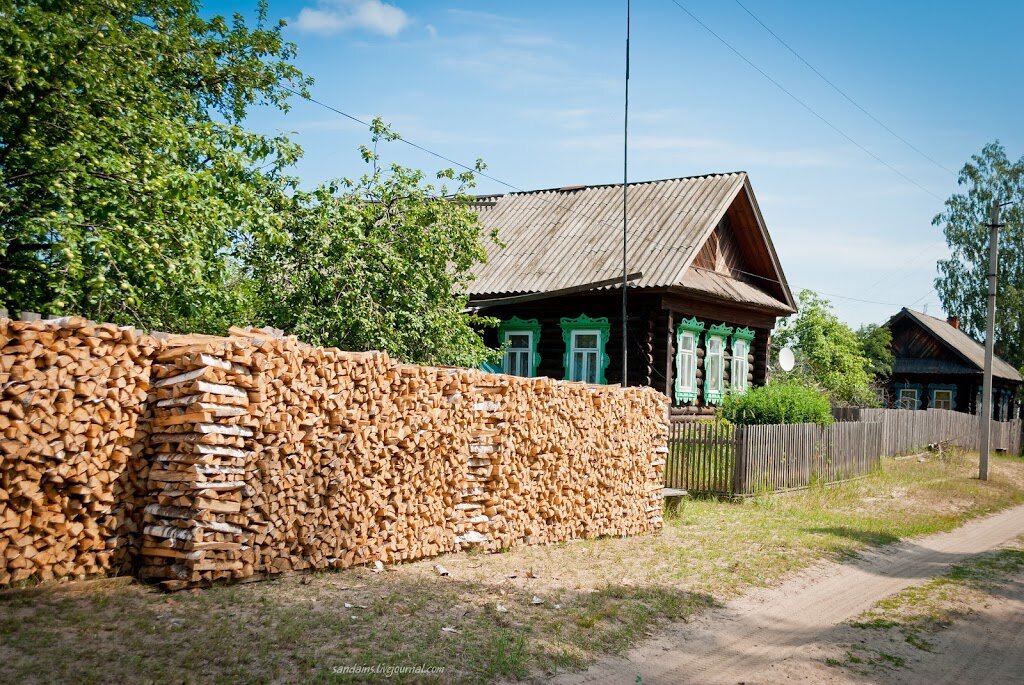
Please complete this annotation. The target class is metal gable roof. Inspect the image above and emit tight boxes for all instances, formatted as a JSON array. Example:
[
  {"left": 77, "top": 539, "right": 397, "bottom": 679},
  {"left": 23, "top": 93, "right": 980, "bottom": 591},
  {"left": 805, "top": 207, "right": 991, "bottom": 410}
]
[
  {"left": 893, "top": 308, "right": 1022, "bottom": 382},
  {"left": 467, "top": 172, "right": 752, "bottom": 298}
]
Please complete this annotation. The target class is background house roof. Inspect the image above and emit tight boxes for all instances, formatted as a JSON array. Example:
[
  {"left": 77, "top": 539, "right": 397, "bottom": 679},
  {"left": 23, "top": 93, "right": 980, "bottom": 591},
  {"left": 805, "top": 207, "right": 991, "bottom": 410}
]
[
  {"left": 466, "top": 172, "right": 794, "bottom": 312},
  {"left": 891, "top": 308, "right": 1022, "bottom": 382}
]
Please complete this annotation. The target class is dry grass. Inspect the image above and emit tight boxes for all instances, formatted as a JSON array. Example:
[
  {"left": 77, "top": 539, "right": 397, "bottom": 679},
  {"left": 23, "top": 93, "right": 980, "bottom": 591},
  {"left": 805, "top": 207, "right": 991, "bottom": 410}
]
[{"left": 2, "top": 451, "right": 1023, "bottom": 684}]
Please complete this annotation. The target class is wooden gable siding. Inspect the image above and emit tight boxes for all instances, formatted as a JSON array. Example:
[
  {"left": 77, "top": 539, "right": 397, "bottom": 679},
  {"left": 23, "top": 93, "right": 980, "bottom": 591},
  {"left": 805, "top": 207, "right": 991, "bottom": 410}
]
[
  {"left": 891, "top": 317, "right": 963, "bottom": 363},
  {"left": 692, "top": 215, "right": 749, "bottom": 282},
  {"left": 722, "top": 186, "right": 788, "bottom": 303}
]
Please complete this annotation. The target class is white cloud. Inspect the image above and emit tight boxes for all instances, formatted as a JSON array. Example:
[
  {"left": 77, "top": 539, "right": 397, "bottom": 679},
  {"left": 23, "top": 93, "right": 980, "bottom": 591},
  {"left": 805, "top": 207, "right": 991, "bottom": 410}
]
[
  {"left": 292, "top": 0, "right": 409, "bottom": 37},
  {"left": 425, "top": 23, "right": 437, "bottom": 40}
]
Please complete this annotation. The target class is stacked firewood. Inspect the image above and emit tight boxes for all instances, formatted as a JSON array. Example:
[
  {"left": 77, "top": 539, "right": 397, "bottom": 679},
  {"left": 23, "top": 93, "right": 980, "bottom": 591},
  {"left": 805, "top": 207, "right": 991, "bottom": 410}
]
[
  {"left": 0, "top": 315, "right": 154, "bottom": 585},
  {"left": 139, "top": 334, "right": 260, "bottom": 588},
  {"left": 462, "top": 376, "right": 667, "bottom": 551},
  {"left": 4, "top": 317, "right": 667, "bottom": 589},
  {"left": 138, "top": 329, "right": 666, "bottom": 587}
]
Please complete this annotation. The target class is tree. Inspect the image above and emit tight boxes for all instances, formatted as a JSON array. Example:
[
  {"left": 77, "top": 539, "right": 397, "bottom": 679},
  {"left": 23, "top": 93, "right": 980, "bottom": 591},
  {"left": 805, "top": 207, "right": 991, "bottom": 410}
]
[
  {"left": 934, "top": 141, "right": 1024, "bottom": 368},
  {"left": 772, "top": 290, "right": 876, "bottom": 406},
  {"left": 243, "top": 120, "right": 500, "bottom": 367},
  {"left": 0, "top": 0, "right": 308, "bottom": 331},
  {"left": 855, "top": 323, "right": 893, "bottom": 377}
]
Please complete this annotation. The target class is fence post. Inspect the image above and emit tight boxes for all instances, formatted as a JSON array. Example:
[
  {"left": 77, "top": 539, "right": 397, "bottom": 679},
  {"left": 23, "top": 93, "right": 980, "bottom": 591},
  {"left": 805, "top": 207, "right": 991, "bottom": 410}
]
[{"left": 732, "top": 425, "right": 746, "bottom": 496}]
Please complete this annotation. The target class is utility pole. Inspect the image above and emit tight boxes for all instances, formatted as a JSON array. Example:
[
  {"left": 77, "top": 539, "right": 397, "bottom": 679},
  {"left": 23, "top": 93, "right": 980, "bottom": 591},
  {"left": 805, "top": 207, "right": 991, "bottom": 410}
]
[
  {"left": 621, "top": 0, "right": 631, "bottom": 387},
  {"left": 979, "top": 199, "right": 1002, "bottom": 480}
]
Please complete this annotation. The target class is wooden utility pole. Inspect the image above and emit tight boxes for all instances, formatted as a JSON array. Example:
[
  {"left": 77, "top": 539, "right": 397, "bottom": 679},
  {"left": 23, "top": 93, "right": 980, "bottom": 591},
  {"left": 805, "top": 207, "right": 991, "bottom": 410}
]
[{"left": 979, "top": 200, "right": 1001, "bottom": 480}]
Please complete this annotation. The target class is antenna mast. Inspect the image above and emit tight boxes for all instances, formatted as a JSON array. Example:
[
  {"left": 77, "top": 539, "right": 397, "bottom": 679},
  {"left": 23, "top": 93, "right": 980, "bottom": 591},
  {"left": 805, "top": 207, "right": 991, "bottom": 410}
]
[{"left": 621, "top": 0, "right": 631, "bottom": 386}]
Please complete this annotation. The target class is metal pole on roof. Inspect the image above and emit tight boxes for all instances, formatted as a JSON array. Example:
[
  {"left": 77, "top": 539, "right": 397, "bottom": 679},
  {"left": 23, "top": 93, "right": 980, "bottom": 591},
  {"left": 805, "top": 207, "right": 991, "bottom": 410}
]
[
  {"left": 979, "top": 199, "right": 1002, "bottom": 481},
  {"left": 621, "top": 0, "right": 631, "bottom": 387}
]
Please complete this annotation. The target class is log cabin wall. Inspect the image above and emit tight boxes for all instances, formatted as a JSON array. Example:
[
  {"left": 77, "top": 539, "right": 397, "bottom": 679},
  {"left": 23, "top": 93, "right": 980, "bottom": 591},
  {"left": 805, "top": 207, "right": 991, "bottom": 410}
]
[
  {"left": 480, "top": 291, "right": 667, "bottom": 388},
  {"left": 2, "top": 317, "right": 667, "bottom": 589},
  {"left": 481, "top": 290, "right": 779, "bottom": 420}
]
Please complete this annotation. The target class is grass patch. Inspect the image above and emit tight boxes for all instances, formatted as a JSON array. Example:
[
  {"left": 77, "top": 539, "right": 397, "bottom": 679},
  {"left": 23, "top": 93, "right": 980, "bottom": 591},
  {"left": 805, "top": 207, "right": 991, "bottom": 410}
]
[{"left": 2, "top": 452, "right": 1024, "bottom": 683}]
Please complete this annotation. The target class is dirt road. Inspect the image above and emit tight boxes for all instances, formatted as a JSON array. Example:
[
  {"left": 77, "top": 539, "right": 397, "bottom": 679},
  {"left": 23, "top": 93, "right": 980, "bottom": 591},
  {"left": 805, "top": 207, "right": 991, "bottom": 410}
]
[{"left": 555, "top": 504, "right": 1024, "bottom": 685}]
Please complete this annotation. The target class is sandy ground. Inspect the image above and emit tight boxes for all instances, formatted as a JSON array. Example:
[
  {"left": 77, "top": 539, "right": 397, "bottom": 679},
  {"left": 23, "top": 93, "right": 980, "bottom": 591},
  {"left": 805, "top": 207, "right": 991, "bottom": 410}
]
[{"left": 555, "top": 504, "right": 1024, "bottom": 685}]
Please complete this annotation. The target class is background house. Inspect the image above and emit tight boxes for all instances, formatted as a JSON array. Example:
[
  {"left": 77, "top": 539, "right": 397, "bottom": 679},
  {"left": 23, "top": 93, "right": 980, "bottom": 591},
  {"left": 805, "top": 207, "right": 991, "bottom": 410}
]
[
  {"left": 467, "top": 172, "right": 796, "bottom": 417},
  {"left": 885, "top": 308, "right": 1022, "bottom": 419}
]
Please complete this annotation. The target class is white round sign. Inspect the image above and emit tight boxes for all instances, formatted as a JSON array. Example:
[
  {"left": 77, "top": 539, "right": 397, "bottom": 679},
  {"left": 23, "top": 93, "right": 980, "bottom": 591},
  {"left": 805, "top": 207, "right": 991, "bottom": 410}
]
[{"left": 778, "top": 347, "right": 795, "bottom": 372}]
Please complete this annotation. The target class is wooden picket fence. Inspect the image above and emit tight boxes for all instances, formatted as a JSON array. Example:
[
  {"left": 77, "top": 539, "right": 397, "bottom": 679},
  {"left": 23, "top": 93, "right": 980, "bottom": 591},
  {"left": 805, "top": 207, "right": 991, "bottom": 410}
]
[
  {"left": 666, "top": 407, "right": 1022, "bottom": 497},
  {"left": 833, "top": 407, "right": 1022, "bottom": 457},
  {"left": 665, "top": 421, "right": 736, "bottom": 494}
]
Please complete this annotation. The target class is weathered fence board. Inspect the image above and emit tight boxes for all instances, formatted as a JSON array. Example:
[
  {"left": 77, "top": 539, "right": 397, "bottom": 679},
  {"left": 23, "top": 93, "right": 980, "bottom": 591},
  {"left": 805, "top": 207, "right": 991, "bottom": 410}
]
[
  {"left": 834, "top": 407, "right": 1022, "bottom": 457},
  {"left": 668, "top": 407, "right": 1021, "bottom": 497}
]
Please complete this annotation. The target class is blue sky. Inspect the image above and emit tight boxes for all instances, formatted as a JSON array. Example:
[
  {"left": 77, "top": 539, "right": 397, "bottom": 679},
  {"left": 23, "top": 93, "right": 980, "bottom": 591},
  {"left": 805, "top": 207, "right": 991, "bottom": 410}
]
[{"left": 210, "top": 0, "right": 1024, "bottom": 327}]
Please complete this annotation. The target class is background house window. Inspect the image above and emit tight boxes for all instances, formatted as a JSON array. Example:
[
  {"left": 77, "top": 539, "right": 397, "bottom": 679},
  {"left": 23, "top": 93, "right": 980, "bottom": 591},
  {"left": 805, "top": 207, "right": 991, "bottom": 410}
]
[
  {"left": 560, "top": 314, "right": 610, "bottom": 384},
  {"left": 497, "top": 317, "right": 541, "bottom": 377},
  {"left": 898, "top": 388, "right": 919, "bottom": 410},
  {"left": 929, "top": 384, "right": 956, "bottom": 411},
  {"left": 730, "top": 327, "right": 755, "bottom": 395},
  {"left": 674, "top": 317, "right": 705, "bottom": 404}
]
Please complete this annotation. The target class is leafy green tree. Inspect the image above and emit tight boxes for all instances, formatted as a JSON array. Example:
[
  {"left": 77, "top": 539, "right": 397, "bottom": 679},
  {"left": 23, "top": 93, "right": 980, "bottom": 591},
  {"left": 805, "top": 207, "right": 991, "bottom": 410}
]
[
  {"left": 0, "top": 0, "right": 308, "bottom": 331},
  {"left": 772, "top": 290, "right": 876, "bottom": 406},
  {"left": 244, "top": 120, "right": 500, "bottom": 367},
  {"left": 934, "top": 141, "right": 1024, "bottom": 368},
  {"left": 855, "top": 323, "right": 893, "bottom": 377}
]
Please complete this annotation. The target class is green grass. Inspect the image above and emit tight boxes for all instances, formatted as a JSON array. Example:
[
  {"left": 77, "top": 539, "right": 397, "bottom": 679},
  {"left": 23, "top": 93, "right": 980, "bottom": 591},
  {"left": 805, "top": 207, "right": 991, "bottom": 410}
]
[{"left": 2, "top": 452, "right": 1023, "bottom": 684}]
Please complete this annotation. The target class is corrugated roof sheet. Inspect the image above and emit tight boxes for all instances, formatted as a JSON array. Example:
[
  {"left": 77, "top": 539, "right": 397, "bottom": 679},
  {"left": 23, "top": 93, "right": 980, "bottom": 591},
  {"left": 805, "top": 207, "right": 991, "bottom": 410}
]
[
  {"left": 678, "top": 267, "right": 792, "bottom": 311},
  {"left": 896, "top": 308, "right": 1022, "bottom": 382},
  {"left": 468, "top": 172, "right": 748, "bottom": 297}
]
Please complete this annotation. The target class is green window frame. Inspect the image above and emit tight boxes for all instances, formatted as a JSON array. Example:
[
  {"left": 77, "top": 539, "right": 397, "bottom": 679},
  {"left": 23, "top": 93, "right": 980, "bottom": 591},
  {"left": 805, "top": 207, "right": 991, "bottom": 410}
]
[
  {"left": 730, "top": 327, "right": 755, "bottom": 395},
  {"left": 704, "top": 323, "right": 734, "bottom": 405},
  {"left": 674, "top": 317, "right": 705, "bottom": 404},
  {"left": 560, "top": 314, "right": 611, "bottom": 384},
  {"left": 498, "top": 317, "right": 541, "bottom": 377}
]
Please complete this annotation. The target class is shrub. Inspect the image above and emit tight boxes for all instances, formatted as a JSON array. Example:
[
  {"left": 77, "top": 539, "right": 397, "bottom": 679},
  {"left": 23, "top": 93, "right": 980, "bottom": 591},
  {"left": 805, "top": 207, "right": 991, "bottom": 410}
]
[{"left": 720, "top": 380, "right": 833, "bottom": 426}]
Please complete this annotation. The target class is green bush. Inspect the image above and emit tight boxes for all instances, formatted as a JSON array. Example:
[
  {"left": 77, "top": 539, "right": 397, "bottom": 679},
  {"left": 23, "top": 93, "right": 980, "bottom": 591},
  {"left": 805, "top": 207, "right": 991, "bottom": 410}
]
[{"left": 720, "top": 380, "right": 833, "bottom": 426}]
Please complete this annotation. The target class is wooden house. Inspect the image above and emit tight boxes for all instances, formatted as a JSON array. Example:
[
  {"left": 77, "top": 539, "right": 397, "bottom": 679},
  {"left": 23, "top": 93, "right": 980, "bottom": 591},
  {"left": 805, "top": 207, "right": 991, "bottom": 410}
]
[
  {"left": 467, "top": 172, "right": 796, "bottom": 417},
  {"left": 885, "top": 308, "right": 1022, "bottom": 419}
]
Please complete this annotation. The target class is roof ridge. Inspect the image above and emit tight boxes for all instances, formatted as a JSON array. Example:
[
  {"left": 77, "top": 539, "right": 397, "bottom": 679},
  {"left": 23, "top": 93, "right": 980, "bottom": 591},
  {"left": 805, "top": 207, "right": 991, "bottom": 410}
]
[{"left": 473, "top": 171, "right": 748, "bottom": 199}]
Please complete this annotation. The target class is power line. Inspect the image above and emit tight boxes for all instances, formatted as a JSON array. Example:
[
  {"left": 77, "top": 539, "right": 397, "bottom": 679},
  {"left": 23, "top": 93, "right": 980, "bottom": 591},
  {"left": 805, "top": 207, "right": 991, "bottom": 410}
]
[
  {"left": 665, "top": 0, "right": 944, "bottom": 202},
  {"left": 280, "top": 87, "right": 937, "bottom": 317},
  {"left": 732, "top": 0, "right": 957, "bottom": 177}
]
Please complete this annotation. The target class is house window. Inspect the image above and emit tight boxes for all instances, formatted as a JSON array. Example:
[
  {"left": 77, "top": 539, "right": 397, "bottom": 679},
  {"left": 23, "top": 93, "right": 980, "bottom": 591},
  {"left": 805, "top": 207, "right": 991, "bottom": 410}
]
[
  {"left": 730, "top": 327, "right": 755, "bottom": 394},
  {"left": 498, "top": 317, "right": 541, "bottom": 377},
  {"left": 898, "top": 388, "right": 919, "bottom": 410},
  {"left": 560, "top": 314, "right": 610, "bottom": 384},
  {"left": 570, "top": 331, "right": 600, "bottom": 383},
  {"left": 704, "top": 324, "right": 733, "bottom": 405},
  {"left": 929, "top": 385, "right": 956, "bottom": 411},
  {"left": 504, "top": 332, "right": 533, "bottom": 376},
  {"left": 674, "top": 317, "right": 705, "bottom": 404}
]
